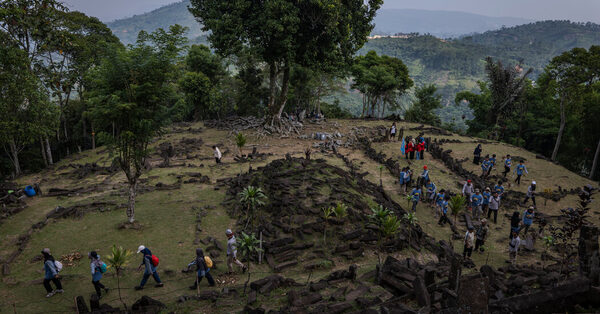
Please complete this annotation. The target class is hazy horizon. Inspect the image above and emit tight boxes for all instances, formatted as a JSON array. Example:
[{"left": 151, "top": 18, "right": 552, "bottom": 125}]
[{"left": 60, "top": 0, "right": 600, "bottom": 24}]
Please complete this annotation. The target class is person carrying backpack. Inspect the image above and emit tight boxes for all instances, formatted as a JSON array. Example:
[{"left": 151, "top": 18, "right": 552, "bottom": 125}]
[
  {"left": 474, "top": 219, "right": 489, "bottom": 253},
  {"left": 226, "top": 230, "right": 247, "bottom": 274},
  {"left": 89, "top": 251, "right": 109, "bottom": 298},
  {"left": 463, "top": 226, "right": 475, "bottom": 259},
  {"left": 402, "top": 168, "right": 412, "bottom": 193},
  {"left": 503, "top": 154, "right": 512, "bottom": 177},
  {"left": 487, "top": 192, "right": 500, "bottom": 223},
  {"left": 522, "top": 206, "right": 535, "bottom": 234},
  {"left": 135, "top": 245, "right": 163, "bottom": 290},
  {"left": 187, "top": 248, "right": 215, "bottom": 289},
  {"left": 509, "top": 231, "right": 521, "bottom": 265},
  {"left": 410, "top": 187, "right": 421, "bottom": 212},
  {"left": 514, "top": 161, "right": 528, "bottom": 185},
  {"left": 41, "top": 248, "right": 64, "bottom": 298},
  {"left": 523, "top": 181, "right": 537, "bottom": 206}
]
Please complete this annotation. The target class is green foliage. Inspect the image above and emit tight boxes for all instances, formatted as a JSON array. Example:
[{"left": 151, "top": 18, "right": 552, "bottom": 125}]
[
  {"left": 322, "top": 207, "right": 334, "bottom": 221},
  {"left": 403, "top": 212, "right": 418, "bottom": 226},
  {"left": 237, "top": 232, "right": 263, "bottom": 259},
  {"left": 238, "top": 186, "right": 267, "bottom": 215},
  {"left": 319, "top": 100, "right": 353, "bottom": 118},
  {"left": 370, "top": 205, "right": 392, "bottom": 224},
  {"left": 235, "top": 133, "right": 247, "bottom": 154},
  {"left": 380, "top": 214, "right": 402, "bottom": 239},
  {"left": 449, "top": 195, "right": 466, "bottom": 223},
  {"left": 333, "top": 202, "right": 348, "bottom": 219},
  {"left": 404, "top": 84, "right": 442, "bottom": 126},
  {"left": 105, "top": 245, "right": 133, "bottom": 273},
  {"left": 543, "top": 235, "right": 555, "bottom": 249}
]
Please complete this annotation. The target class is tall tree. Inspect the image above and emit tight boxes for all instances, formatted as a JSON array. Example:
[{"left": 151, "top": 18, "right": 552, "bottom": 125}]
[
  {"left": 188, "top": 0, "right": 382, "bottom": 121},
  {"left": 404, "top": 84, "right": 442, "bottom": 126},
  {"left": 88, "top": 26, "right": 187, "bottom": 223}
]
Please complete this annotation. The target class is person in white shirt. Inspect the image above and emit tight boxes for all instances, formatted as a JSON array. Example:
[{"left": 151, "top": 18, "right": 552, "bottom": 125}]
[
  {"left": 213, "top": 146, "right": 222, "bottom": 164},
  {"left": 390, "top": 122, "right": 397, "bottom": 142},
  {"left": 462, "top": 179, "right": 474, "bottom": 205},
  {"left": 509, "top": 231, "right": 521, "bottom": 265},
  {"left": 463, "top": 226, "right": 475, "bottom": 259}
]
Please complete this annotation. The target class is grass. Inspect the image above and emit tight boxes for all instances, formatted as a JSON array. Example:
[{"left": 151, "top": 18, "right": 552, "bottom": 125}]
[{"left": 1, "top": 119, "right": 598, "bottom": 312}]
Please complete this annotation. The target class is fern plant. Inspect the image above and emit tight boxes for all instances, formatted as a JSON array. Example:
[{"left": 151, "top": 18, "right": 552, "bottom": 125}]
[{"left": 106, "top": 245, "right": 133, "bottom": 310}]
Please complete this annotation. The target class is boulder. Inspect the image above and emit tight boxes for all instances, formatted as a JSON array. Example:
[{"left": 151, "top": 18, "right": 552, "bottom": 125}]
[{"left": 131, "top": 296, "right": 166, "bottom": 313}]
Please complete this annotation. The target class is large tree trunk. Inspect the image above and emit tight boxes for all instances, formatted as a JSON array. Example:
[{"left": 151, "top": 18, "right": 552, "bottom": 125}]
[
  {"left": 126, "top": 179, "right": 138, "bottom": 223},
  {"left": 551, "top": 98, "right": 566, "bottom": 161},
  {"left": 268, "top": 62, "right": 278, "bottom": 116},
  {"left": 9, "top": 139, "right": 21, "bottom": 176},
  {"left": 590, "top": 137, "right": 600, "bottom": 179},
  {"left": 276, "top": 63, "right": 291, "bottom": 119},
  {"left": 361, "top": 94, "right": 366, "bottom": 118},
  {"left": 45, "top": 137, "right": 53, "bottom": 165},
  {"left": 40, "top": 137, "right": 48, "bottom": 167}
]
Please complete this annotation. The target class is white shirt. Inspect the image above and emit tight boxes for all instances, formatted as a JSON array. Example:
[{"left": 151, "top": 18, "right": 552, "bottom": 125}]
[
  {"left": 489, "top": 196, "right": 500, "bottom": 210},
  {"left": 214, "top": 147, "right": 222, "bottom": 159},
  {"left": 391, "top": 126, "right": 396, "bottom": 134},
  {"left": 462, "top": 183, "right": 474, "bottom": 195}
]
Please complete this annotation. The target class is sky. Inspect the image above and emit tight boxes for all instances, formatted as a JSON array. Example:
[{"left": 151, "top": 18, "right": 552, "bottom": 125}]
[{"left": 60, "top": 0, "right": 600, "bottom": 23}]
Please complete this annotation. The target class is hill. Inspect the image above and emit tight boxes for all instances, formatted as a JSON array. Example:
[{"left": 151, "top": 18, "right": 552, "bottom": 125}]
[
  {"left": 0, "top": 119, "right": 598, "bottom": 312},
  {"left": 107, "top": 1, "right": 531, "bottom": 45}
]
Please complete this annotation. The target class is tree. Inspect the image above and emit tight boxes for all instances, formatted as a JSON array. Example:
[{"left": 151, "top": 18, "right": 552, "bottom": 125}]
[
  {"left": 322, "top": 206, "right": 334, "bottom": 245},
  {"left": 404, "top": 85, "right": 442, "bottom": 126},
  {"left": 449, "top": 195, "right": 466, "bottom": 224},
  {"left": 369, "top": 205, "right": 391, "bottom": 223},
  {"left": 333, "top": 202, "right": 348, "bottom": 219},
  {"left": 88, "top": 26, "right": 187, "bottom": 223},
  {"left": 238, "top": 185, "right": 267, "bottom": 228},
  {"left": 105, "top": 245, "right": 133, "bottom": 310},
  {"left": 237, "top": 232, "right": 262, "bottom": 294},
  {"left": 189, "top": 0, "right": 383, "bottom": 121},
  {"left": 403, "top": 212, "right": 418, "bottom": 248},
  {"left": 235, "top": 132, "right": 247, "bottom": 157},
  {"left": 352, "top": 51, "right": 413, "bottom": 118}
]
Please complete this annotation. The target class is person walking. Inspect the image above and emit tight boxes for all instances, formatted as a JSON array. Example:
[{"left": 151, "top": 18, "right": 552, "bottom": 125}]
[
  {"left": 471, "top": 189, "right": 484, "bottom": 220},
  {"left": 487, "top": 192, "right": 500, "bottom": 223},
  {"left": 435, "top": 189, "right": 446, "bottom": 218},
  {"left": 426, "top": 180, "right": 437, "bottom": 206},
  {"left": 187, "top": 248, "right": 215, "bottom": 289},
  {"left": 482, "top": 187, "right": 491, "bottom": 216},
  {"left": 508, "top": 231, "right": 521, "bottom": 265},
  {"left": 522, "top": 206, "right": 535, "bottom": 234},
  {"left": 494, "top": 181, "right": 505, "bottom": 199},
  {"left": 135, "top": 246, "right": 163, "bottom": 290},
  {"left": 514, "top": 161, "right": 528, "bottom": 185},
  {"left": 420, "top": 165, "right": 430, "bottom": 184},
  {"left": 89, "top": 251, "right": 108, "bottom": 298},
  {"left": 402, "top": 167, "right": 412, "bottom": 194},
  {"left": 473, "top": 144, "right": 482, "bottom": 164},
  {"left": 226, "top": 229, "right": 247, "bottom": 274},
  {"left": 438, "top": 195, "right": 451, "bottom": 226},
  {"left": 213, "top": 146, "right": 222, "bottom": 164},
  {"left": 390, "top": 122, "right": 397, "bottom": 141},
  {"left": 462, "top": 179, "right": 474, "bottom": 206},
  {"left": 399, "top": 167, "right": 406, "bottom": 191},
  {"left": 463, "top": 227, "right": 475, "bottom": 259},
  {"left": 481, "top": 156, "right": 491, "bottom": 178},
  {"left": 41, "top": 248, "right": 64, "bottom": 298},
  {"left": 487, "top": 154, "right": 497, "bottom": 176},
  {"left": 503, "top": 154, "right": 512, "bottom": 177},
  {"left": 474, "top": 219, "right": 489, "bottom": 253},
  {"left": 509, "top": 212, "right": 521, "bottom": 240},
  {"left": 410, "top": 186, "right": 421, "bottom": 212},
  {"left": 523, "top": 181, "right": 537, "bottom": 206}
]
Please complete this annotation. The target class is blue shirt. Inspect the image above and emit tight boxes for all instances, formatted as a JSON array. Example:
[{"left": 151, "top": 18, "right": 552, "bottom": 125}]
[
  {"left": 482, "top": 191, "right": 491, "bottom": 204},
  {"left": 426, "top": 182, "right": 436, "bottom": 194},
  {"left": 442, "top": 201, "right": 449, "bottom": 214},
  {"left": 411, "top": 188, "right": 421, "bottom": 202},
  {"left": 515, "top": 164, "right": 528, "bottom": 175},
  {"left": 421, "top": 170, "right": 430, "bottom": 181},
  {"left": 44, "top": 260, "right": 58, "bottom": 280},
  {"left": 505, "top": 158, "right": 512, "bottom": 168},
  {"left": 436, "top": 193, "right": 445, "bottom": 206},
  {"left": 481, "top": 160, "right": 491, "bottom": 170},
  {"left": 399, "top": 171, "right": 405, "bottom": 184},
  {"left": 471, "top": 194, "right": 483, "bottom": 206},
  {"left": 522, "top": 210, "right": 534, "bottom": 225},
  {"left": 494, "top": 185, "right": 504, "bottom": 196},
  {"left": 490, "top": 157, "right": 496, "bottom": 165}
]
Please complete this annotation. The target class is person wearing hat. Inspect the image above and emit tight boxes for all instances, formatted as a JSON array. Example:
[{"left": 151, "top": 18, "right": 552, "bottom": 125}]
[
  {"left": 226, "top": 230, "right": 247, "bottom": 274},
  {"left": 482, "top": 187, "right": 492, "bottom": 216},
  {"left": 487, "top": 192, "right": 500, "bottom": 223},
  {"left": 462, "top": 179, "right": 474, "bottom": 206},
  {"left": 89, "top": 251, "right": 108, "bottom": 298},
  {"left": 420, "top": 165, "right": 430, "bottom": 183},
  {"left": 521, "top": 206, "right": 535, "bottom": 234},
  {"left": 41, "top": 248, "right": 64, "bottom": 297},
  {"left": 463, "top": 226, "right": 475, "bottom": 259},
  {"left": 471, "top": 189, "right": 484, "bottom": 220},
  {"left": 135, "top": 245, "right": 163, "bottom": 290},
  {"left": 514, "top": 160, "right": 528, "bottom": 185},
  {"left": 523, "top": 181, "right": 537, "bottom": 206},
  {"left": 474, "top": 219, "right": 489, "bottom": 253}
]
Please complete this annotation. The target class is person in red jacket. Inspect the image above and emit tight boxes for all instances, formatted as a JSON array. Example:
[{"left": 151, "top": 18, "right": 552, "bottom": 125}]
[
  {"left": 406, "top": 139, "right": 415, "bottom": 159},
  {"left": 417, "top": 141, "right": 425, "bottom": 160}
]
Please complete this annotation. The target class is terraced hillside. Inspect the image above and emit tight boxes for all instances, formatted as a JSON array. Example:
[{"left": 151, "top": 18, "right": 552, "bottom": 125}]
[{"left": 0, "top": 119, "right": 598, "bottom": 313}]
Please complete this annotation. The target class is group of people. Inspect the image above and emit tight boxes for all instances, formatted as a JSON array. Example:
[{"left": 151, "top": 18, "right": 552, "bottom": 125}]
[
  {"left": 40, "top": 229, "right": 248, "bottom": 298},
  {"left": 473, "top": 145, "right": 529, "bottom": 185}
]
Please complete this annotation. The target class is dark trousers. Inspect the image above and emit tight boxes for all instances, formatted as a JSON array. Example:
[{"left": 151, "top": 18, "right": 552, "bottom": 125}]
[
  {"left": 409, "top": 151, "right": 415, "bottom": 159},
  {"left": 515, "top": 174, "right": 522, "bottom": 185},
  {"left": 43, "top": 278, "right": 63, "bottom": 293},
  {"left": 411, "top": 201, "right": 418, "bottom": 212},
  {"left": 487, "top": 209, "right": 498, "bottom": 223},
  {"left": 140, "top": 271, "right": 161, "bottom": 287},
  {"left": 438, "top": 214, "right": 449, "bottom": 225},
  {"left": 463, "top": 245, "right": 473, "bottom": 258},
  {"left": 191, "top": 271, "right": 215, "bottom": 287},
  {"left": 524, "top": 196, "right": 536, "bottom": 206},
  {"left": 93, "top": 280, "right": 106, "bottom": 296},
  {"left": 503, "top": 166, "right": 510, "bottom": 177},
  {"left": 473, "top": 156, "right": 480, "bottom": 164},
  {"left": 474, "top": 239, "right": 485, "bottom": 252},
  {"left": 215, "top": 157, "right": 221, "bottom": 164},
  {"left": 522, "top": 224, "right": 531, "bottom": 235}
]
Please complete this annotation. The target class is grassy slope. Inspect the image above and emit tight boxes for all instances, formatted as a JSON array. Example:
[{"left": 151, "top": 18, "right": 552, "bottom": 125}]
[{"left": 0, "top": 120, "right": 598, "bottom": 312}]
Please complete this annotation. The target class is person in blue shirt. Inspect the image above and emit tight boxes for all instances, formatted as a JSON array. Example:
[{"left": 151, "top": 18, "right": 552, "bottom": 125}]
[
  {"left": 481, "top": 156, "right": 491, "bottom": 178},
  {"left": 426, "top": 180, "right": 437, "bottom": 206},
  {"left": 487, "top": 154, "right": 497, "bottom": 176},
  {"left": 494, "top": 181, "right": 505, "bottom": 199},
  {"left": 435, "top": 189, "right": 445, "bottom": 218},
  {"left": 421, "top": 165, "right": 430, "bottom": 184},
  {"left": 402, "top": 167, "right": 412, "bottom": 194},
  {"left": 471, "top": 189, "right": 484, "bottom": 220},
  {"left": 522, "top": 206, "right": 535, "bottom": 234},
  {"left": 482, "top": 187, "right": 491, "bottom": 216},
  {"left": 514, "top": 160, "right": 528, "bottom": 185},
  {"left": 523, "top": 181, "right": 537, "bottom": 206},
  {"left": 503, "top": 154, "right": 512, "bottom": 177},
  {"left": 399, "top": 168, "right": 406, "bottom": 190},
  {"left": 438, "top": 195, "right": 451, "bottom": 225},
  {"left": 135, "top": 245, "right": 163, "bottom": 290},
  {"left": 89, "top": 251, "right": 108, "bottom": 298},
  {"left": 411, "top": 187, "right": 421, "bottom": 212}
]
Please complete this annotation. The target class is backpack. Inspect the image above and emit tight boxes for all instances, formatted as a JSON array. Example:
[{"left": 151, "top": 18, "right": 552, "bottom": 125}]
[
  {"left": 99, "top": 262, "right": 108, "bottom": 273},
  {"left": 151, "top": 255, "right": 159, "bottom": 267},
  {"left": 204, "top": 256, "right": 213, "bottom": 268},
  {"left": 54, "top": 260, "right": 63, "bottom": 272}
]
